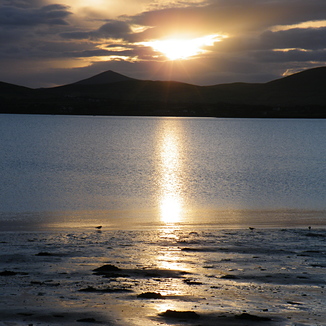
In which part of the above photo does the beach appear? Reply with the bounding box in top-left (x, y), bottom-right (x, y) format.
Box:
top-left (0, 224), bottom-right (325, 326)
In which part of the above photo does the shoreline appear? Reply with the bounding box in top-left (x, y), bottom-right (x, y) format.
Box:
top-left (1, 226), bottom-right (325, 325)
top-left (1, 208), bottom-right (326, 232)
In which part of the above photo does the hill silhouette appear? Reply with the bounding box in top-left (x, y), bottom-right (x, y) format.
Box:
top-left (1, 66), bottom-right (326, 118)
top-left (0, 81), bottom-right (32, 98)
top-left (70, 70), bottom-right (136, 86)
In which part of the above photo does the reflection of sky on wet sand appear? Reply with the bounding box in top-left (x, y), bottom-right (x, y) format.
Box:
top-left (1, 225), bottom-right (325, 325)
top-left (156, 227), bottom-right (189, 272)
top-left (156, 119), bottom-right (185, 224)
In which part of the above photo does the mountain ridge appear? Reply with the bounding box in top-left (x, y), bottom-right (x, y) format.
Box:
top-left (1, 66), bottom-right (326, 118)
top-left (69, 70), bottom-right (137, 86)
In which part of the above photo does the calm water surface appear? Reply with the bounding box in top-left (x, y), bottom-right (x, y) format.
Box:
top-left (1, 114), bottom-right (325, 229)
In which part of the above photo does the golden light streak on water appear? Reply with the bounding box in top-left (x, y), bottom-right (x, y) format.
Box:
top-left (157, 119), bottom-right (185, 224)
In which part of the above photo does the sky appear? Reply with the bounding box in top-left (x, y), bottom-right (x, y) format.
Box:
top-left (1, 0), bottom-right (326, 88)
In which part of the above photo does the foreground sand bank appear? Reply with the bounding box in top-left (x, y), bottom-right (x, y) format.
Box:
top-left (0, 226), bottom-right (325, 325)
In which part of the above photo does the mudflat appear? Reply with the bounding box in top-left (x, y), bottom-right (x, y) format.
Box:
top-left (0, 226), bottom-right (325, 325)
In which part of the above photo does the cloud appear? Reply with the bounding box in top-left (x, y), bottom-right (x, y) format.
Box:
top-left (61, 20), bottom-right (132, 40)
top-left (0, 4), bottom-right (71, 26)
top-left (131, 0), bottom-right (326, 38)
top-left (2, 0), bottom-right (46, 8)
top-left (60, 44), bottom-right (156, 60)
top-left (0, 0), bottom-right (326, 88)
top-left (0, 2), bottom-right (73, 59)
top-left (259, 27), bottom-right (326, 51)
top-left (256, 49), bottom-right (326, 63)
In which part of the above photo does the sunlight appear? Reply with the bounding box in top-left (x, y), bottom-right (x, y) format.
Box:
top-left (144, 34), bottom-right (225, 60)
top-left (271, 20), bottom-right (326, 32)
top-left (153, 297), bottom-right (196, 315)
top-left (273, 48), bottom-right (309, 52)
top-left (157, 120), bottom-right (185, 224)
top-left (156, 250), bottom-right (188, 272)
top-left (160, 195), bottom-right (182, 224)
top-left (70, 0), bottom-right (108, 9)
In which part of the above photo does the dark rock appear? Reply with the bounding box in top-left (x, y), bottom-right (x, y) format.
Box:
top-left (35, 252), bottom-right (54, 256)
top-left (76, 318), bottom-right (97, 323)
top-left (93, 266), bottom-right (187, 279)
top-left (46, 283), bottom-right (60, 286)
top-left (31, 281), bottom-right (43, 285)
top-left (305, 233), bottom-right (325, 238)
top-left (137, 292), bottom-right (163, 299)
top-left (181, 247), bottom-right (215, 252)
top-left (160, 310), bottom-right (200, 319)
top-left (0, 270), bottom-right (17, 276)
top-left (183, 279), bottom-right (203, 285)
top-left (235, 313), bottom-right (271, 321)
top-left (78, 286), bottom-right (101, 292)
top-left (189, 231), bottom-right (199, 236)
top-left (311, 264), bottom-right (326, 268)
top-left (93, 264), bottom-right (121, 272)
top-left (181, 247), bottom-right (200, 252)
top-left (144, 272), bottom-right (160, 277)
top-left (79, 286), bottom-right (132, 293)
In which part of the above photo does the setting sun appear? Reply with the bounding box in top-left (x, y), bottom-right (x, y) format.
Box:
top-left (144, 34), bottom-right (226, 60)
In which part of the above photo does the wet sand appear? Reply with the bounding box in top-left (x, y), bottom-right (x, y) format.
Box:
top-left (0, 226), bottom-right (325, 325)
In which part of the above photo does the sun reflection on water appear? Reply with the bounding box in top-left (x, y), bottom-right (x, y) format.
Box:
top-left (157, 120), bottom-right (185, 224)
top-left (160, 196), bottom-right (182, 224)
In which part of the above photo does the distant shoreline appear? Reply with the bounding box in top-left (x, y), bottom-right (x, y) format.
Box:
top-left (1, 208), bottom-right (326, 232)
top-left (1, 109), bottom-right (326, 119)
top-left (1, 66), bottom-right (326, 118)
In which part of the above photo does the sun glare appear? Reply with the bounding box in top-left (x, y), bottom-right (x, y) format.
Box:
top-left (160, 196), bottom-right (182, 224)
top-left (157, 120), bottom-right (186, 224)
top-left (144, 34), bottom-right (225, 60)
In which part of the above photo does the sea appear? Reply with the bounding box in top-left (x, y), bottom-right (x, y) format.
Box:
top-left (0, 114), bottom-right (325, 230)
top-left (1, 114), bottom-right (326, 326)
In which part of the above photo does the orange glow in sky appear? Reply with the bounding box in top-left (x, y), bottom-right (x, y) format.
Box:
top-left (3, 1), bottom-right (326, 88)
top-left (143, 34), bottom-right (226, 60)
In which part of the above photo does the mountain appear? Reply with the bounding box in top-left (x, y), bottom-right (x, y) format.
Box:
top-left (266, 66), bottom-right (326, 91)
top-left (260, 66), bottom-right (326, 106)
top-left (0, 81), bottom-right (33, 98)
top-left (1, 66), bottom-right (326, 118)
top-left (206, 66), bottom-right (326, 107)
top-left (69, 70), bottom-right (136, 86)
top-left (52, 66), bottom-right (326, 106)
